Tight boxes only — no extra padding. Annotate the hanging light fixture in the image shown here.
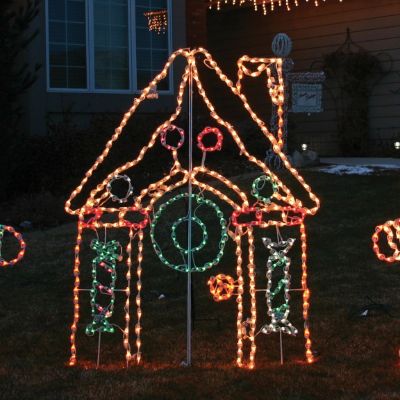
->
[209,0,344,15]
[144,9,168,34]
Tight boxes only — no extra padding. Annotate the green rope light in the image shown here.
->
[150,193,228,273]
[251,175,278,204]
[171,215,208,254]
[86,239,122,336]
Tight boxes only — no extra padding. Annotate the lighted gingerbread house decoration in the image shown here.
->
[65,48,320,369]
[203,51,320,367]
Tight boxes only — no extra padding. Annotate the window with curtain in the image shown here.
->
[47,0,171,92]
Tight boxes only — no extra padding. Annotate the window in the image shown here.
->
[48,0,87,88]
[93,0,130,90]
[136,0,170,90]
[46,0,172,92]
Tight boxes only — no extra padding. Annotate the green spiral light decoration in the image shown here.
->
[86,239,122,336]
[150,193,228,273]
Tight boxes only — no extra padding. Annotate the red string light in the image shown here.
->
[160,125,185,151]
[197,127,223,152]
[232,206,306,228]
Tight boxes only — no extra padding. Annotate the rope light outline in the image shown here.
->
[0,225,26,268]
[372,219,400,263]
[64,48,320,369]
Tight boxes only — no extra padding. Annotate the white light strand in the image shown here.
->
[209,0,344,15]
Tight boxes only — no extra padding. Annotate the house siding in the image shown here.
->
[206,0,400,155]
[21,0,186,136]
[186,0,208,46]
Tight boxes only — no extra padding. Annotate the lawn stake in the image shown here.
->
[186,60,194,367]
[96,331,102,369]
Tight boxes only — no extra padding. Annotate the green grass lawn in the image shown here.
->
[0,169,399,400]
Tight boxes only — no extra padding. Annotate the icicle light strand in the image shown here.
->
[209,0,344,15]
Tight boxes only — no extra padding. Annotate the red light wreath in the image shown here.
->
[160,124,185,151]
[197,127,223,152]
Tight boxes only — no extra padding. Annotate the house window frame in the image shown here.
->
[45,0,173,94]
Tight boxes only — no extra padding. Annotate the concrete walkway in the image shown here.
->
[320,157,400,167]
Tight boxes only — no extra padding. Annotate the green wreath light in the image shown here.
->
[251,175,278,204]
[171,215,208,254]
[150,193,228,272]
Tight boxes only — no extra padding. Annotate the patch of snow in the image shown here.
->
[318,165,375,175]
[362,164,400,169]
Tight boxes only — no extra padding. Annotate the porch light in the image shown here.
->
[394,141,400,150]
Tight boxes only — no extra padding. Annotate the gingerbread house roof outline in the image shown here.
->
[65,48,320,219]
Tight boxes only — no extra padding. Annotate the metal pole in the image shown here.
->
[96,331,102,369]
[186,57,194,367]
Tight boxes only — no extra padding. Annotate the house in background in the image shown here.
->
[21,0,187,136]
[202,0,400,155]
[21,0,400,156]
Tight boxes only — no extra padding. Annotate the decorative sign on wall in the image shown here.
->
[292,83,323,113]
[289,72,326,114]
[65,47,320,370]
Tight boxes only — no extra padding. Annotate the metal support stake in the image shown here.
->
[96,331,102,369]
[185,56,194,367]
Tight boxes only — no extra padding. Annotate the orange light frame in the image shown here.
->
[372,219,400,263]
[65,48,320,369]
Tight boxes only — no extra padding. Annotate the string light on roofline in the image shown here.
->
[209,0,344,15]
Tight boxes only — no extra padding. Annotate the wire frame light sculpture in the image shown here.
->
[372,219,400,263]
[144,9,168,34]
[209,0,344,15]
[0,225,26,267]
[65,46,320,369]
